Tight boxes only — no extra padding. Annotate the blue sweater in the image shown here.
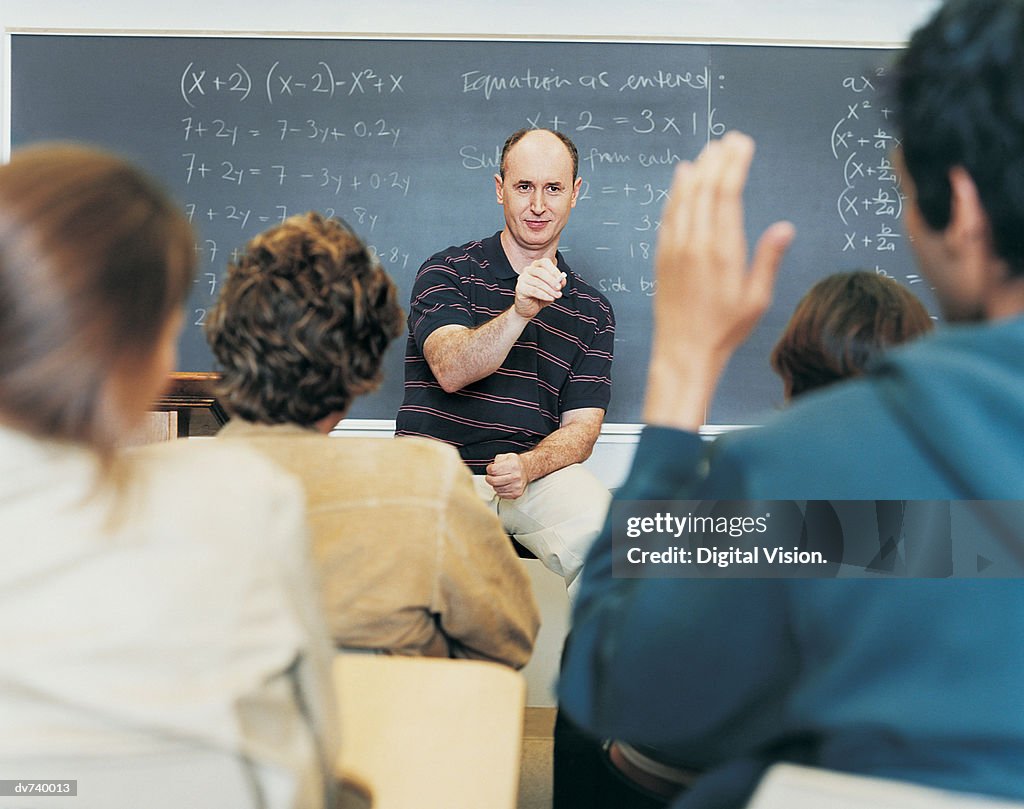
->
[560,317,1024,808]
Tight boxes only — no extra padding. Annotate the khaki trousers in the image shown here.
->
[473,464,611,600]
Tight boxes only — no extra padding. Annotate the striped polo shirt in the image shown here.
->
[395,231,615,473]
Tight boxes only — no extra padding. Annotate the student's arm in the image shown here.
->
[432,456,541,669]
[423,258,566,392]
[484,407,604,499]
[559,132,796,749]
[559,428,793,753]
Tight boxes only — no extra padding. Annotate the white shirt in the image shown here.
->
[0,425,338,809]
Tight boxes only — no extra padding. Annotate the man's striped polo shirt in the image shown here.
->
[395,231,615,474]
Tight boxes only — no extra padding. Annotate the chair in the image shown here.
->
[333,653,526,809]
[509,532,537,559]
[746,763,1024,809]
[154,372,230,437]
[118,410,178,447]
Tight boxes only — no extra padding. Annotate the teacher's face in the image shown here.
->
[495,130,581,258]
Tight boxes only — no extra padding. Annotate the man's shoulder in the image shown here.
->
[420,233,499,273]
[716,320,1024,499]
[238,430,467,484]
[731,379,884,450]
[318,433,464,471]
[712,377,933,499]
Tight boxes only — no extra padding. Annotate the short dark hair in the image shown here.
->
[0,144,194,458]
[499,128,579,180]
[206,212,404,426]
[893,0,1024,276]
[770,271,933,399]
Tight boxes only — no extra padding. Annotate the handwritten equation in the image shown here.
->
[830,68,919,287]
[181,61,404,106]
[174,50,919,320]
[175,53,732,325]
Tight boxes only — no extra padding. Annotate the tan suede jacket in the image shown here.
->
[218,420,540,669]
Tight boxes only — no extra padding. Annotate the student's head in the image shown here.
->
[495,129,582,256]
[0,144,194,457]
[771,271,933,400]
[206,212,404,428]
[893,0,1024,318]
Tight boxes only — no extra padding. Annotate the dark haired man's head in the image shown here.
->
[206,212,404,427]
[894,0,1024,285]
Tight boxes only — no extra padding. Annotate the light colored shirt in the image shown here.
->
[217,420,540,669]
[0,424,337,809]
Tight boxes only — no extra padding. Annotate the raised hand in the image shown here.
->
[645,131,796,430]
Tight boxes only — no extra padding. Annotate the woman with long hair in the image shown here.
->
[0,144,337,809]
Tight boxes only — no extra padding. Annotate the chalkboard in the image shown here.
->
[9,34,930,424]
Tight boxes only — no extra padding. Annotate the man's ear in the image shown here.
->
[947,167,988,241]
[494,173,504,204]
[946,165,1001,282]
[570,176,583,207]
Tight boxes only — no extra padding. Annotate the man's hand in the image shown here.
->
[514,257,567,319]
[485,452,531,500]
[484,409,602,500]
[421,257,567,392]
[644,131,795,431]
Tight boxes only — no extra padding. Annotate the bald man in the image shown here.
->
[396,129,615,595]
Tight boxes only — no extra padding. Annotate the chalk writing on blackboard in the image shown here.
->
[829,66,917,286]
[12,35,919,423]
